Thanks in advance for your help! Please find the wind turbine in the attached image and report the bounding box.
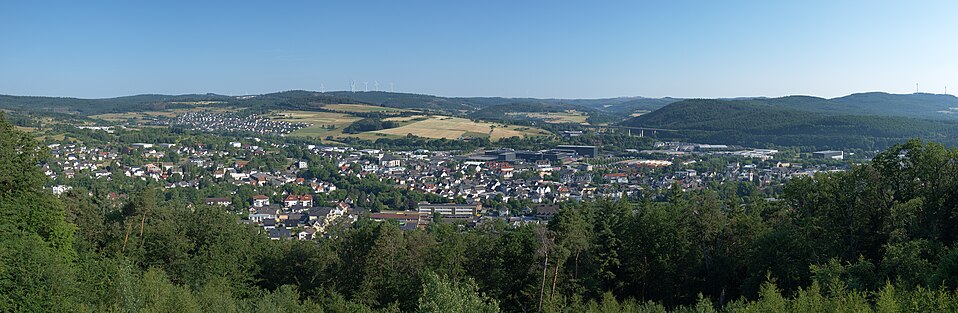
[374,81,380,92]
[390,83,394,93]
[363,82,369,92]
[320,83,325,93]
[350,80,356,92]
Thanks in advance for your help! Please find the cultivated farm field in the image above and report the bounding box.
[270,111,361,138]
[374,115,550,139]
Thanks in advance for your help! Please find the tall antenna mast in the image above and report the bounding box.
[916,82,919,93]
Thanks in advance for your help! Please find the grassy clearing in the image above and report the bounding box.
[14,126,67,141]
[373,115,550,140]
[324,104,412,113]
[271,111,362,138]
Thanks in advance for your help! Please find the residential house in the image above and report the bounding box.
[252,195,270,207]
[284,194,313,207]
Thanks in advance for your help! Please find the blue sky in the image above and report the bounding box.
[1,1,956,99]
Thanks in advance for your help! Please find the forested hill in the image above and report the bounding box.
[760,92,958,119]
[621,99,958,149]
[0,93,233,115]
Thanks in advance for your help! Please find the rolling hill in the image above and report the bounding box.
[740,93,958,120]
[0,93,233,115]
[829,92,958,119]
[621,99,958,149]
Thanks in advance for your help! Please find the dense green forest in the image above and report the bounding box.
[343,118,401,134]
[806,92,958,120]
[5,114,958,312]
[622,99,958,150]
[668,93,958,121]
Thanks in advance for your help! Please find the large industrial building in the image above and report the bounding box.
[556,145,598,158]
[417,202,481,216]
[813,150,844,160]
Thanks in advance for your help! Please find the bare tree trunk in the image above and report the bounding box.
[137,214,147,249]
[538,252,549,313]
[574,252,580,280]
[121,220,132,255]
[550,258,560,301]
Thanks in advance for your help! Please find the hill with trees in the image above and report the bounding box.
[621,99,958,149]
[0,93,233,115]
[735,93,958,120]
[829,92,958,119]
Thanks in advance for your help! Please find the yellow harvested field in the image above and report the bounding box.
[373,116,549,140]
[324,104,411,113]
